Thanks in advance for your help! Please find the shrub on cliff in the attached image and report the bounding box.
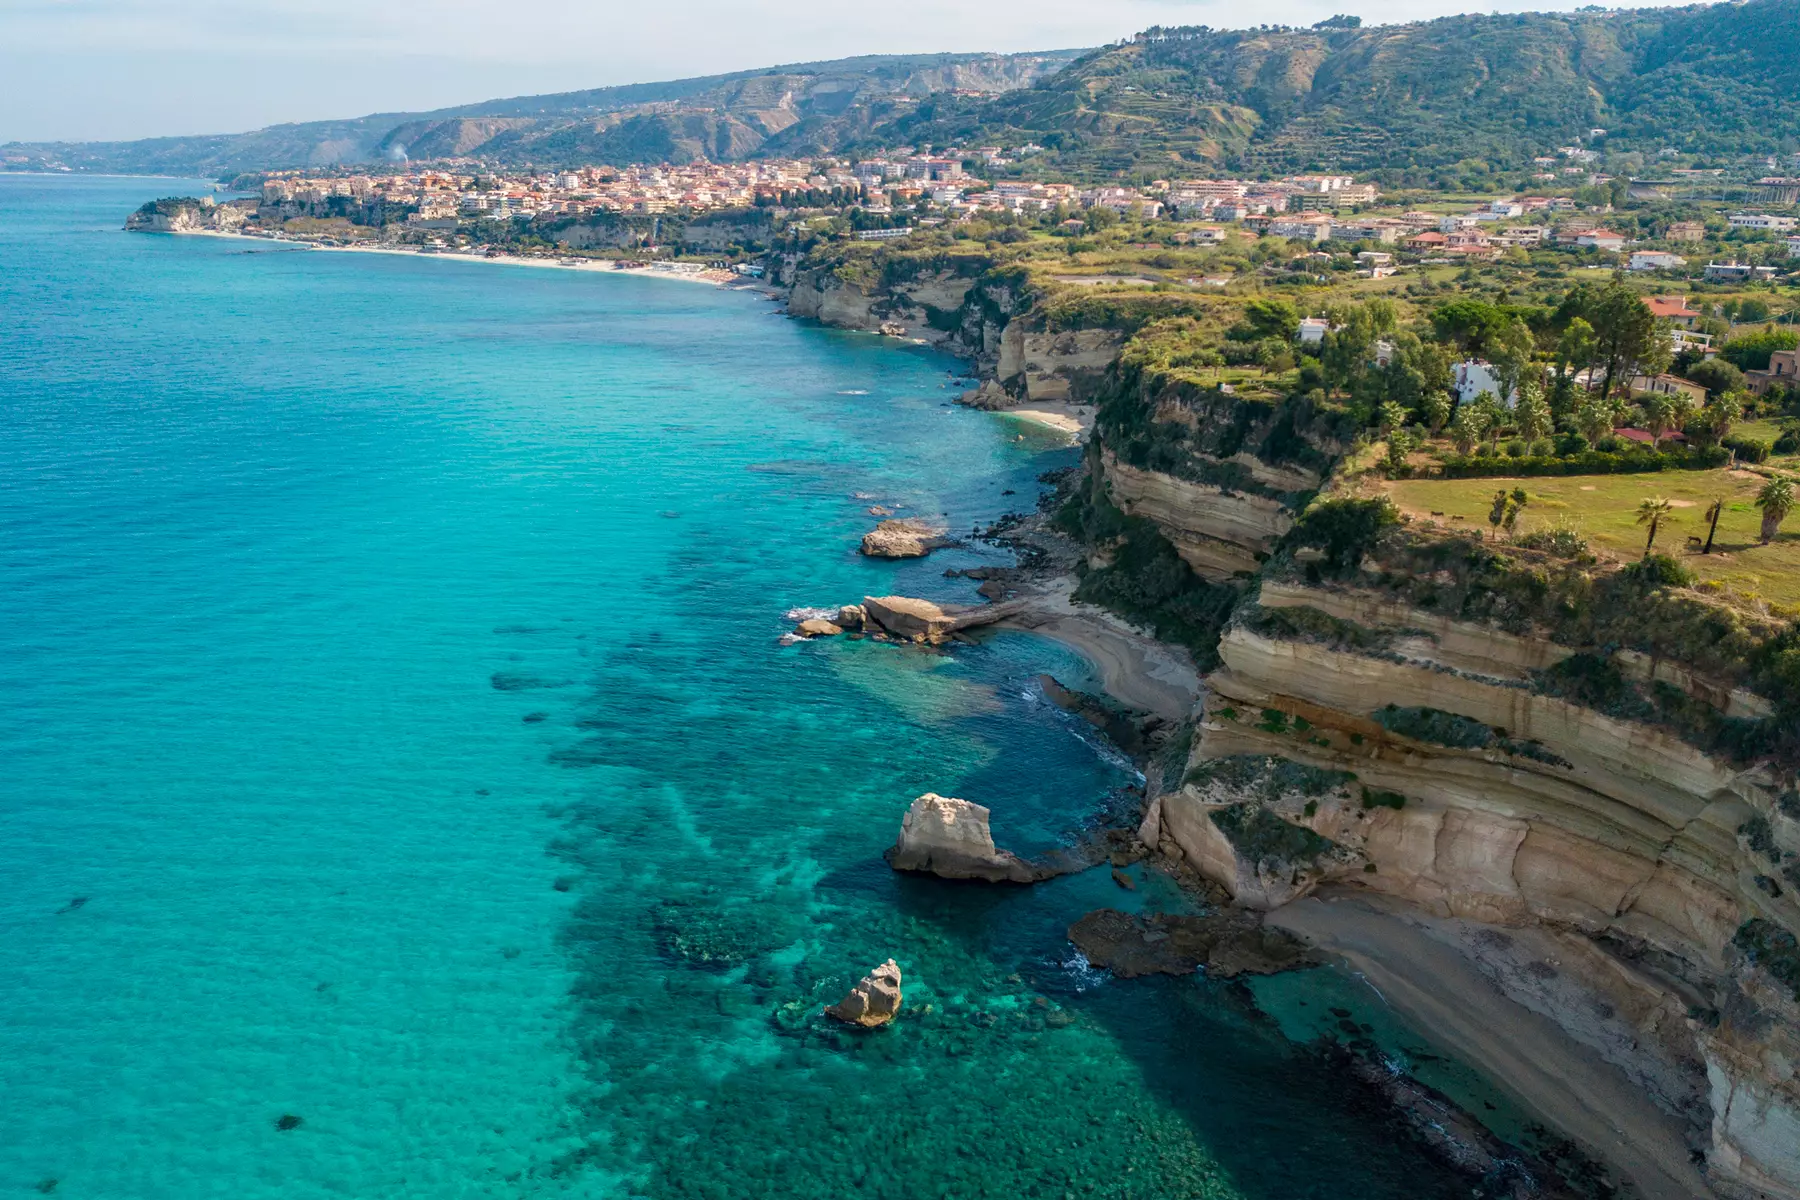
[1057,464,1241,666]
[1286,497,1400,577]
[1733,919,1800,1002]
[1210,803,1340,864]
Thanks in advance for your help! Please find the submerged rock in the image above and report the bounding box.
[886,793,1039,883]
[860,518,948,559]
[826,959,903,1027]
[1036,674,1156,754]
[1067,907,1314,979]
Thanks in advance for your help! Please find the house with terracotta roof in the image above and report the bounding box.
[1647,296,1702,328]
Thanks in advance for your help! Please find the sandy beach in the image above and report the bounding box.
[1004,587,1201,721]
[167,229,749,287]
[1268,890,1711,1200]
[998,402,1094,439]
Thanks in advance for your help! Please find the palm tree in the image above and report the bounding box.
[1757,478,1795,544]
[1702,498,1723,554]
[1576,401,1614,445]
[1636,497,1675,557]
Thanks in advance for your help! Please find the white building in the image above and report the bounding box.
[1727,212,1799,232]
[1297,317,1332,346]
[1453,360,1515,408]
[1705,262,1779,282]
[1788,236,1800,258]
[1629,251,1688,272]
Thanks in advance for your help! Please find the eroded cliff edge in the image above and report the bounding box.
[775,240,1800,1200]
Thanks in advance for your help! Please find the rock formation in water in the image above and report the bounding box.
[860,518,948,559]
[825,959,903,1027]
[886,793,1039,883]
[776,238,1800,1199]
[1067,907,1314,979]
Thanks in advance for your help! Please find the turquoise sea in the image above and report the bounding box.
[1,175,1513,1199]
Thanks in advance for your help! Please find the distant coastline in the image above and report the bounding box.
[154,227,749,287]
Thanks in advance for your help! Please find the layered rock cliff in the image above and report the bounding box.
[777,241,1800,1197]
[1143,524,1800,1199]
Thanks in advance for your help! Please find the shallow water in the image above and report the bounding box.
[2,175,1500,1199]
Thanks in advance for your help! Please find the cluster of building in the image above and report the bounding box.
[258,159,859,223]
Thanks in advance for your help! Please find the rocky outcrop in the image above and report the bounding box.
[997,323,1124,403]
[859,518,948,559]
[825,959,903,1027]
[1150,576,1799,1199]
[1067,907,1314,978]
[886,793,1038,883]
[787,273,879,329]
[859,595,1028,643]
[1100,451,1293,581]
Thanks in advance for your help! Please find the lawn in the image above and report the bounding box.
[1382,467,1800,608]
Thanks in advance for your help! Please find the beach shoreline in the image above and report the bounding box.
[158,227,752,287]
[1267,890,1710,1200]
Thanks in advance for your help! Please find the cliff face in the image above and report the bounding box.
[1146,560,1800,1198]
[778,249,1800,1195]
[125,198,249,233]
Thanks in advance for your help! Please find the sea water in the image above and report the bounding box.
[0,175,1500,1199]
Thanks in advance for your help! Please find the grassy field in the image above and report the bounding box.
[1382,468,1800,608]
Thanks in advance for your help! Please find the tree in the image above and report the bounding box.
[1238,298,1300,342]
[1377,401,1410,440]
[1636,497,1675,557]
[1721,328,1800,372]
[1451,402,1491,455]
[1488,317,1537,403]
[1757,478,1795,543]
[1685,358,1745,398]
[1557,281,1657,401]
[1640,393,1682,447]
[1690,389,1743,448]
[1702,498,1724,554]
[1383,428,1417,476]
[1556,316,1596,387]
[1514,380,1553,443]
[1576,399,1620,446]
[1422,391,1453,435]
[1489,487,1529,537]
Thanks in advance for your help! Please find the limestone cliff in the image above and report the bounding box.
[1145,525,1800,1199]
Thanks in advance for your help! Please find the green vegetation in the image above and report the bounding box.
[1383,470,1800,607]
[1733,919,1800,1002]
[1053,462,1242,666]
[1184,754,1357,801]
[1210,802,1341,864]
[889,0,1800,180]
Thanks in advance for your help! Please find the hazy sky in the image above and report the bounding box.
[1,0,1698,144]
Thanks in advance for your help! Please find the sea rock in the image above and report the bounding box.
[860,594,1027,644]
[1067,908,1314,979]
[860,518,947,559]
[861,595,959,642]
[825,959,903,1027]
[957,379,1014,411]
[1036,674,1153,754]
[794,618,843,638]
[834,605,866,631]
[886,793,1038,883]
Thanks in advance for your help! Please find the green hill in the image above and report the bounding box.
[9,0,1800,179]
[888,0,1800,180]
[0,51,1083,178]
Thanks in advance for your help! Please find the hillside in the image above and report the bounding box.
[10,0,1800,180]
[888,0,1800,180]
[0,51,1083,178]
